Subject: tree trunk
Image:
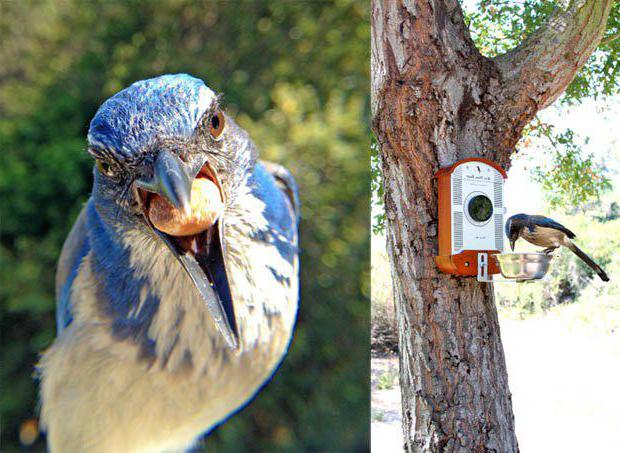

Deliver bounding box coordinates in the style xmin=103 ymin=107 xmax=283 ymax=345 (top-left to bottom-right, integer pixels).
xmin=371 ymin=0 xmax=612 ymax=451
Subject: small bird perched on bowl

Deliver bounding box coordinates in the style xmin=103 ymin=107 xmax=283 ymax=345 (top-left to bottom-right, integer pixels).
xmin=505 ymin=213 xmax=609 ymax=282
xmin=38 ymin=74 xmax=299 ymax=452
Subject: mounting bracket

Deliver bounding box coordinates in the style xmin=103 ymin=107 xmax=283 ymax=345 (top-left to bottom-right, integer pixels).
xmin=476 ymin=253 xmax=540 ymax=283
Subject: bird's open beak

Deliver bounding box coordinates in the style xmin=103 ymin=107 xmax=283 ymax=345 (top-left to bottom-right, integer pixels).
xmin=135 ymin=150 xmax=239 ymax=349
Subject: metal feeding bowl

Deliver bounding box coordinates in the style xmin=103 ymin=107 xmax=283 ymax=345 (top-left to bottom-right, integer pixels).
xmin=495 ymin=253 xmax=552 ymax=281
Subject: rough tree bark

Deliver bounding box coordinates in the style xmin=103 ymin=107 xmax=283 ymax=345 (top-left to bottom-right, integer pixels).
xmin=371 ymin=0 xmax=612 ymax=451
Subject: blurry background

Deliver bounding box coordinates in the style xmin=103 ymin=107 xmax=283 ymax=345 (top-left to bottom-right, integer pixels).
xmin=0 ymin=1 xmax=369 ymax=451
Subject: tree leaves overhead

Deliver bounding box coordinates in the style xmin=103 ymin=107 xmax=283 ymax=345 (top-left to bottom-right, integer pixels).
xmin=466 ymin=0 xmax=620 ymax=102
xmin=465 ymin=0 xmax=617 ymax=212
xmin=528 ymin=124 xmax=612 ymax=211
xmin=466 ymin=0 xmax=620 ymax=208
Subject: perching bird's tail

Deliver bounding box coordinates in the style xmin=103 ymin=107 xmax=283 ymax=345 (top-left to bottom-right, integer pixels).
xmin=566 ymin=241 xmax=609 ymax=282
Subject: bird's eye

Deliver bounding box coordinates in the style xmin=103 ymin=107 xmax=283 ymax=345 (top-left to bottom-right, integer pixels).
xmin=96 ymin=160 xmax=117 ymax=178
xmin=209 ymin=110 xmax=225 ymax=139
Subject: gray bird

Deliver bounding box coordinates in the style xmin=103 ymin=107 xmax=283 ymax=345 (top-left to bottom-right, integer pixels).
xmin=38 ymin=74 xmax=300 ymax=452
xmin=506 ymin=213 xmax=609 ymax=282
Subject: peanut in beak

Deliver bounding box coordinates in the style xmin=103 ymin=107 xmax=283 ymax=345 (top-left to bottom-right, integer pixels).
xmin=148 ymin=178 xmax=223 ymax=236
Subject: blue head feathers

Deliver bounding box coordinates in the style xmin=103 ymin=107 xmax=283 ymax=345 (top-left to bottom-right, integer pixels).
xmin=88 ymin=74 xmax=216 ymax=161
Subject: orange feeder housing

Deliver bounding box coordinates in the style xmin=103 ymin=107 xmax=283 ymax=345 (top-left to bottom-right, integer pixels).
xmin=435 ymin=158 xmax=507 ymax=276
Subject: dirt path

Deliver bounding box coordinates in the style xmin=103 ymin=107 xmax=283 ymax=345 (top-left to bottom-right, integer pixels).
xmin=502 ymin=316 xmax=620 ymax=452
xmin=371 ymin=356 xmax=401 ymax=452
xmin=371 ymin=315 xmax=620 ymax=452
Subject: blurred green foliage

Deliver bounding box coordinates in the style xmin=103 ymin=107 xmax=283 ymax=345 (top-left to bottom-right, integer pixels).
xmin=0 ymin=1 xmax=370 ymax=451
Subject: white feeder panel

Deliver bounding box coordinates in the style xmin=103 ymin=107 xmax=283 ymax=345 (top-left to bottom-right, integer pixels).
xmin=451 ymin=161 xmax=504 ymax=254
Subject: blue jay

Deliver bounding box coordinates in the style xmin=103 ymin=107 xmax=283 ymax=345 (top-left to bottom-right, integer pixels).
xmin=506 ymin=213 xmax=609 ymax=282
xmin=38 ymin=74 xmax=299 ymax=452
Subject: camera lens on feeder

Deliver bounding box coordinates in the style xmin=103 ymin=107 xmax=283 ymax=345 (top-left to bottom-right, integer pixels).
xmin=467 ymin=194 xmax=493 ymax=222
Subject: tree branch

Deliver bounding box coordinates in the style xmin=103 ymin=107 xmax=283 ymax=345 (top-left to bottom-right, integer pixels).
xmin=495 ymin=0 xmax=613 ymax=115
xmin=600 ymin=30 xmax=620 ymax=46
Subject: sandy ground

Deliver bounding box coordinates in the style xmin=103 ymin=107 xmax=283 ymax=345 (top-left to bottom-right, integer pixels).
xmin=371 ymin=357 xmax=402 ymax=452
xmin=371 ymin=315 xmax=620 ymax=452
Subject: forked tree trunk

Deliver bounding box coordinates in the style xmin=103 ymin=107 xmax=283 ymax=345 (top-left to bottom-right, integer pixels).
xmin=371 ymin=0 xmax=612 ymax=451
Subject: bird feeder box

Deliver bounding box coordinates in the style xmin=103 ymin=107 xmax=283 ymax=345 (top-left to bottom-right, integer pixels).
xmin=435 ymin=158 xmax=507 ymax=276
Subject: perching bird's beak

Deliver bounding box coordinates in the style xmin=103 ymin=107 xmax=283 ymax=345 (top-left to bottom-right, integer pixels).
xmin=510 ymin=239 xmax=516 ymax=252
xmin=135 ymin=151 xmax=239 ymax=349
xmin=136 ymin=151 xmax=192 ymax=216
